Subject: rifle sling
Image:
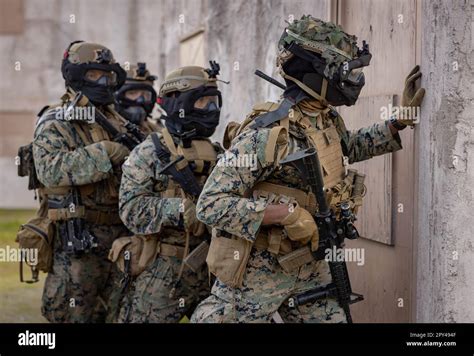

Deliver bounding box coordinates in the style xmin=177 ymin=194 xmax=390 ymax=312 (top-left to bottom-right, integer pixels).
xmin=151 ymin=132 xmax=201 ymax=197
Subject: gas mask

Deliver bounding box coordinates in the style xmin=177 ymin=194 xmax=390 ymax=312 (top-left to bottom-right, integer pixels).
xmin=115 ymin=84 xmax=157 ymax=124
xmin=61 ymin=43 xmax=126 ymax=106
xmin=281 ymin=40 xmax=372 ymax=106
xmin=158 ymin=85 xmax=222 ymax=138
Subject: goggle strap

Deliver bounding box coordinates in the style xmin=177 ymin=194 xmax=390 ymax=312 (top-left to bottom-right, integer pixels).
xmin=281 ymin=70 xmax=328 ymax=107
xmin=321 ymin=78 xmax=328 ymax=100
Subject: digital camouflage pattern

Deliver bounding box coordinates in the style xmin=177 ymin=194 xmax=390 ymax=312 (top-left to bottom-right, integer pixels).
xmin=117 ymin=254 xmax=209 ymax=323
xmin=116 ymin=133 xmax=218 ymax=322
xmin=33 ymin=104 xmax=130 ymax=323
xmin=191 ymin=250 xmax=345 ymax=323
xmin=119 ymin=135 xmax=183 ymax=236
xmin=42 ymin=224 xmax=126 ymax=323
xmin=191 ymin=99 xmax=402 ymax=323
xmin=195 ymin=104 xmax=401 ymax=243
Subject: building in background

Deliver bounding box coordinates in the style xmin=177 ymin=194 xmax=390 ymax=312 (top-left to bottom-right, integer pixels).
xmin=0 ymin=0 xmax=472 ymax=323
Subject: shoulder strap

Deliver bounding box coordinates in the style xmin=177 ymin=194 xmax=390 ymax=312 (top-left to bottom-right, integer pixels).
xmin=161 ymin=128 xmax=179 ymax=157
xmin=265 ymin=126 xmax=289 ymax=165
xmin=250 ymin=91 xmax=307 ymax=129
xmin=35 ymin=108 xmax=57 ymax=131
xmin=36 ymin=105 xmax=50 ymax=117
xmin=72 ymin=122 xmax=95 ymax=145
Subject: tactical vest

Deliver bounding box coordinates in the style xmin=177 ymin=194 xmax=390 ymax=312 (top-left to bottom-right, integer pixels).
xmin=207 ymin=99 xmax=366 ymax=287
xmin=20 ymin=101 xmax=131 ymax=226
xmin=153 ymin=128 xmax=220 ymax=201
xmin=229 ymin=100 xmax=365 ymax=218
xmin=16 ymin=100 xmax=131 ymax=279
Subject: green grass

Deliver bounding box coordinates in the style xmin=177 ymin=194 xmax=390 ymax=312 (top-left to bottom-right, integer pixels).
xmin=0 ymin=209 xmax=47 ymax=323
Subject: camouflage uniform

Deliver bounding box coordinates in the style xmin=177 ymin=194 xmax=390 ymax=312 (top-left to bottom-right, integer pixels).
xmin=34 ymin=104 xmax=131 ymax=323
xmin=191 ymin=16 xmax=403 ymax=323
xmin=115 ymin=134 xmax=218 ymax=322
xmin=115 ymin=65 xmax=223 ymax=323
xmin=33 ymin=41 xmax=134 ymax=323
xmin=191 ymin=104 xmax=401 ymax=323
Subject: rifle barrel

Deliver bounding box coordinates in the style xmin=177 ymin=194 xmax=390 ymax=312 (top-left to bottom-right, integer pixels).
xmin=254 ymin=70 xmax=286 ymax=90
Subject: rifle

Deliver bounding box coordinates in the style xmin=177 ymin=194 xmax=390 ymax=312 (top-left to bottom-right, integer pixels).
xmin=254 ymin=70 xmax=286 ymax=90
xmin=280 ymin=147 xmax=363 ymax=323
xmin=48 ymin=189 xmax=98 ymax=256
xmin=150 ymin=131 xmax=206 ymax=296
xmin=151 ymin=130 xmax=202 ymax=198
xmin=66 ymin=89 xmax=144 ymax=150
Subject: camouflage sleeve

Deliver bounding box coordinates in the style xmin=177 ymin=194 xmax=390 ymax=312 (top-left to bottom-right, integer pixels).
xmin=335 ymin=115 xmax=403 ymax=164
xmin=119 ymin=136 xmax=181 ymax=235
xmin=33 ymin=119 xmax=112 ymax=187
xmin=196 ymin=129 xmax=275 ymax=242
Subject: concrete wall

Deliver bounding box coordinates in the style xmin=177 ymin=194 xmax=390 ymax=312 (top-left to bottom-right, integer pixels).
xmin=0 ymin=0 xmax=142 ymax=208
xmin=416 ymin=0 xmax=474 ymax=322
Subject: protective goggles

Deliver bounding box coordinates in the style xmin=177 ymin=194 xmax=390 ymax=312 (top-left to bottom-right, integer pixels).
xmin=285 ymin=40 xmax=372 ymax=85
xmin=84 ymin=69 xmax=119 ymax=87
xmin=158 ymin=85 xmax=222 ymax=116
xmin=124 ymin=88 xmax=154 ymax=103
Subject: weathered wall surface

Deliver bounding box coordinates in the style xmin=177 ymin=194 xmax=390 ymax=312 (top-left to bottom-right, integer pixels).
xmin=416 ymin=0 xmax=474 ymax=322
xmin=0 ymin=0 xmax=140 ymax=208
xmin=205 ymin=0 xmax=328 ymax=138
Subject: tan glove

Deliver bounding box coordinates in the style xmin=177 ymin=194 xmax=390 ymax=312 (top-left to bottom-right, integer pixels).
xmin=281 ymin=205 xmax=319 ymax=250
xmin=100 ymin=141 xmax=130 ymax=165
xmin=182 ymin=198 xmax=206 ymax=237
xmin=400 ymin=65 xmax=426 ymax=126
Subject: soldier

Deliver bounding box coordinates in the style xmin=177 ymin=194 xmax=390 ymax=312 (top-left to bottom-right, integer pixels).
xmin=114 ymin=63 xmax=224 ymax=323
xmin=32 ymin=41 xmax=139 ymax=323
xmin=114 ymin=62 xmax=163 ymax=135
xmin=191 ymin=16 xmax=425 ymax=323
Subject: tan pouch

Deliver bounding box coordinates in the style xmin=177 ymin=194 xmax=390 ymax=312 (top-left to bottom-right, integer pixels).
xmin=223 ymin=121 xmax=241 ymax=149
xmin=206 ymin=233 xmax=252 ymax=288
xmin=184 ymin=241 xmax=210 ymax=273
xmin=108 ymin=235 xmax=159 ymax=277
xmin=277 ymin=246 xmax=315 ymax=273
xmin=16 ymin=216 xmax=54 ymax=279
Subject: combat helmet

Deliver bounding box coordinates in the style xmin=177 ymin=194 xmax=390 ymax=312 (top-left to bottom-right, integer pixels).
xmin=277 ymin=15 xmax=372 ymax=106
xmin=61 ymin=41 xmax=126 ymax=105
xmin=158 ymin=61 xmax=222 ymax=138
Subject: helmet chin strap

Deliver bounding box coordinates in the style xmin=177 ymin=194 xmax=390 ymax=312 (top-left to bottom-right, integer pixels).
xmin=280 ymin=68 xmax=329 ymax=107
